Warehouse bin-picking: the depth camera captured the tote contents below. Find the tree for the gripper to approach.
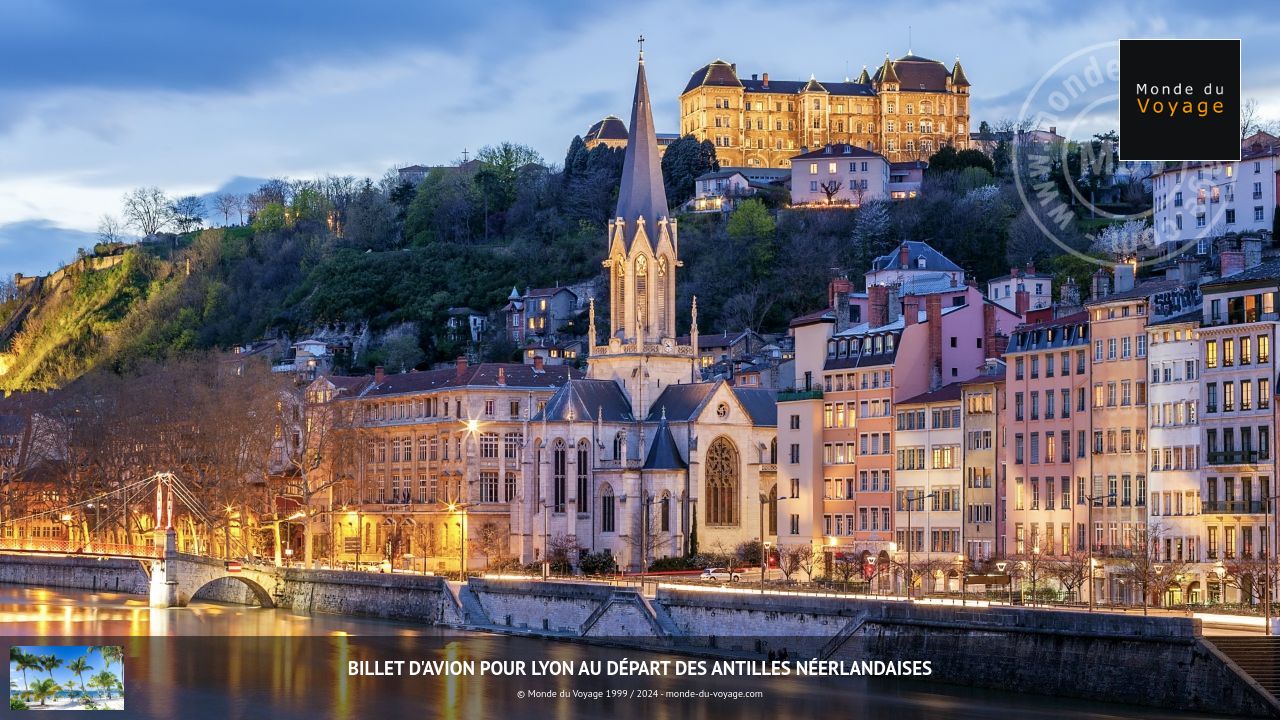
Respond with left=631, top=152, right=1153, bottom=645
left=39, top=654, right=62, bottom=681
left=1116, top=525, right=1187, bottom=613
left=26, top=678, right=60, bottom=707
left=547, top=532, right=581, bottom=574
left=778, top=543, right=812, bottom=583
left=470, top=521, right=507, bottom=569
left=726, top=198, right=777, bottom=281
left=818, top=179, right=843, bottom=204
left=1240, top=98, right=1280, bottom=141
left=661, top=135, right=719, bottom=206
left=1092, top=219, right=1153, bottom=258
left=97, top=215, right=126, bottom=245
left=89, top=671, right=119, bottom=700
left=344, top=180, right=397, bottom=250
left=1048, top=552, right=1091, bottom=603
left=67, top=656, right=92, bottom=696
left=847, top=200, right=894, bottom=274
left=213, top=193, right=243, bottom=226
left=171, top=195, right=206, bottom=233
left=122, top=186, right=174, bottom=237
left=12, top=649, right=39, bottom=694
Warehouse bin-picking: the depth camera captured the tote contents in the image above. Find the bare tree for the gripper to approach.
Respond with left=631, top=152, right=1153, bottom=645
left=470, top=521, right=508, bottom=569
left=1240, top=98, right=1280, bottom=141
left=213, top=194, right=242, bottom=226
left=1047, top=551, right=1091, bottom=603
left=122, top=187, right=174, bottom=238
left=96, top=215, right=126, bottom=245
left=819, top=179, right=843, bottom=204
left=170, top=196, right=206, bottom=234
left=282, top=380, right=362, bottom=568
left=777, top=543, right=811, bottom=583
left=1115, top=525, right=1190, bottom=613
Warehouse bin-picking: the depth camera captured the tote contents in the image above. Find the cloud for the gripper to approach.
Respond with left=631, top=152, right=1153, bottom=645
left=0, top=219, right=98, bottom=276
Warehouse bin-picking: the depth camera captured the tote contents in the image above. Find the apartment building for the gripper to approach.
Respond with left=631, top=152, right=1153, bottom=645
left=895, top=383, right=966, bottom=592
left=1145, top=308, right=1205, bottom=604
left=1002, top=311, right=1092, bottom=568
left=960, top=361, right=1005, bottom=563
left=1198, top=260, right=1279, bottom=602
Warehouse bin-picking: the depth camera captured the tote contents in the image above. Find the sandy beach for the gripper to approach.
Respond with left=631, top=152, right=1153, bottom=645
left=19, top=695, right=124, bottom=711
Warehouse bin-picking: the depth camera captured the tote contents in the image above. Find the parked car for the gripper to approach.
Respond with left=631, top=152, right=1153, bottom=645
left=699, top=567, right=742, bottom=582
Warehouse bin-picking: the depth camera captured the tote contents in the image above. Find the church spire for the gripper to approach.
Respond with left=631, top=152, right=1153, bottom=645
left=615, top=36, right=669, bottom=240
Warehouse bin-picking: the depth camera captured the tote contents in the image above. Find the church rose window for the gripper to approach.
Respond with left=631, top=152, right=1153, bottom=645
left=706, top=437, right=740, bottom=525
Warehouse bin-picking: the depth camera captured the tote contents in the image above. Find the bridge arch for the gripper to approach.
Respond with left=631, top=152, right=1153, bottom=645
left=188, top=575, right=276, bottom=608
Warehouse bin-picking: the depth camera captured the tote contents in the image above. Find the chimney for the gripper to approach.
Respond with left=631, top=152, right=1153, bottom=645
left=752, top=73, right=758, bottom=80
left=731, top=63, right=737, bottom=72
left=1060, top=277, right=1081, bottom=309
left=762, top=72, right=769, bottom=88
left=455, top=356, right=468, bottom=378
left=497, top=367, right=506, bottom=386
left=898, top=242, right=910, bottom=269
left=886, top=284, right=902, bottom=324
left=1010, top=266, right=1020, bottom=279
left=1048, top=126, right=1057, bottom=136
left=1243, top=237, right=1263, bottom=268
left=1219, top=250, right=1245, bottom=278
left=1113, top=263, right=1135, bottom=293
left=1026, top=261, right=1036, bottom=275
left=533, top=355, right=545, bottom=373
left=374, top=365, right=385, bottom=385
left=828, top=276, right=854, bottom=308
left=982, top=301, right=997, bottom=359
left=835, top=292, right=851, bottom=333
left=868, top=285, right=889, bottom=326
left=1015, top=288, right=1030, bottom=317
left=925, top=295, right=943, bottom=390
left=1178, top=257, right=1200, bottom=284
left=1090, top=269, right=1111, bottom=301
left=903, top=295, right=921, bottom=326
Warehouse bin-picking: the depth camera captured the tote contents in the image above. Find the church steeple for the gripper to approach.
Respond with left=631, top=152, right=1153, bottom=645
left=615, top=39, right=669, bottom=240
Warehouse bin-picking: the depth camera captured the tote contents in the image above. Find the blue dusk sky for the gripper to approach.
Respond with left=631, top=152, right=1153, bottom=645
left=9, top=645, right=121, bottom=692
left=1, top=0, right=1278, bottom=276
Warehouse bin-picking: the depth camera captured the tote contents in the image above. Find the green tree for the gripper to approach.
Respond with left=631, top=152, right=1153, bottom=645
left=660, top=135, right=719, bottom=206
left=12, top=649, right=39, bottom=693
left=67, top=656, right=92, bottom=695
left=252, top=202, right=289, bottom=234
left=27, top=678, right=61, bottom=707
left=726, top=199, right=777, bottom=281
left=39, top=654, right=62, bottom=681
left=89, top=671, right=119, bottom=700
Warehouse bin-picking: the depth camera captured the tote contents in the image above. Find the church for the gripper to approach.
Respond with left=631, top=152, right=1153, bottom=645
left=517, top=45, right=778, bottom=571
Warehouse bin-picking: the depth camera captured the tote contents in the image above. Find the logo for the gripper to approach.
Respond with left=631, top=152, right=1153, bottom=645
left=1119, top=39, right=1240, bottom=162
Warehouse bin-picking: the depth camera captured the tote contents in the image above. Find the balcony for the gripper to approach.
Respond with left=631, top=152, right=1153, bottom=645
left=1201, top=500, right=1265, bottom=514
left=1207, top=450, right=1262, bottom=465
left=778, top=389, right=823, bottom=402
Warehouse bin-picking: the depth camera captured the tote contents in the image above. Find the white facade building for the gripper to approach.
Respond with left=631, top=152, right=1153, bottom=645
left=1150, top=136, right=1279, bottom=253
left=789, top=144, right=889, bottom=206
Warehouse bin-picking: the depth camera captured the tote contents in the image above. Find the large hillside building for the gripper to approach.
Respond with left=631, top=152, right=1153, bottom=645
left=680, top=52, right=971, bottom=167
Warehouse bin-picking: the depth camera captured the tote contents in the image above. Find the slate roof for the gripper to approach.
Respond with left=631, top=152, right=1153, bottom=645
left=361, top=363, right=578, bottom=398
left=644, top=415, right=687, bottom=469
left=585, top=115, right=628, bottom=142
left=872, top=53, right=953, bottom=92
left=1147, top=306, right=1202, bottom=327
left=898, top=382, right=965, bottom=406
left=870, top=241, right=962, bottom=273
left=732, top=388, right=777, bottom=427
left=683, top=60, right=876, bottom=96
left=1201, top=258, right=1280, bottom=290
left=536, top=379, right=634, bottom=423
left=790, top=144, right=888, bottom=161
left=1085, top=278, right=1181, bottom=304
left=645, top=383, right=717, bottom=422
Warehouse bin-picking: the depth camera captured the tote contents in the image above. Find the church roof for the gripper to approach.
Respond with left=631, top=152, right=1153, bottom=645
left=615, top=53, right=670, bottom=249
left=535, top=378, right=634, bottom=423
left=732, top=387, right=777, bottom=427
left=643, top=414, right=687, bottom=469
left=645, top=383, right=717, bottom=422
left=873, top=53, right=954, bottom=92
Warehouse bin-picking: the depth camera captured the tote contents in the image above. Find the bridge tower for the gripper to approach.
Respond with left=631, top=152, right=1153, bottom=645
left=149, top=474, right=180, bottom=608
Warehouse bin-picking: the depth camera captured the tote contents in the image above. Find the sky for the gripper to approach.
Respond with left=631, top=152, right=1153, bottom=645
left=2, top=0, right=1279, bottom=276
left=9, top=645, right=121, bottom=692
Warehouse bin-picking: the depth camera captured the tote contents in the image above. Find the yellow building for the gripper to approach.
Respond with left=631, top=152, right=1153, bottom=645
left=679, top=52, right=970, bottom=167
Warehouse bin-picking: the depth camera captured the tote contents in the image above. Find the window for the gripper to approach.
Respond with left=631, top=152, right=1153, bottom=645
left=601, top=485, right=616, bottom=532
left=480, top=472, right=499, bottom=503
left=577, top=441, right=589, bottom=513
left=552, top=440, right=567, bottom=513
left=706, top=438, right=740, bottom=525
left=480, top=432, right=498, bottom=459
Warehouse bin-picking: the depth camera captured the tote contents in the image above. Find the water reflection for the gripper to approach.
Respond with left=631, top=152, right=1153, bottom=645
left=0, top=585, right=1232, bottom=720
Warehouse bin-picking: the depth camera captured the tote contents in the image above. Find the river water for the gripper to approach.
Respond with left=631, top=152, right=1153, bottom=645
left=0, top=585, right=1235, bottom=719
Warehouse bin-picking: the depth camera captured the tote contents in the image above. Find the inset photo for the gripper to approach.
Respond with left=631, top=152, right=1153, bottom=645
left=9, top=646, right=124, bottom=711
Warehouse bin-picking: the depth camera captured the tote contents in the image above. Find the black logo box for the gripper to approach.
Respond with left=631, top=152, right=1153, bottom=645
left=1119, top=39, right=1241, bottom=162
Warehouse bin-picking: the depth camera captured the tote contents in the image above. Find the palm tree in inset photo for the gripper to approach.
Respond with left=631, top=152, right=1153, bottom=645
left=13, top=650, right=40, bottom=693
left=89, top=671, right=119, bottom=701
left=99, top=645, right=122, bottom=675
left=67, top=656, right=93, bottom=696
left=27, top=678, right=61, bottom=707
left=39, top=653, right=62, bottom=682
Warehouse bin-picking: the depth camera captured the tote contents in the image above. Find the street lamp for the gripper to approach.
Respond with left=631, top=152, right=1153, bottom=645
left=996, top=560, right=1011, bottom=604
left=1151, top=563, right=1165, bottom=617
left=759, top=493, right=771, bottom=595
left=447, top=502, right=474, bottom=579
left=903, top=491, right=936, bottom=600
left=1084, top=491, right=1117, bottom=612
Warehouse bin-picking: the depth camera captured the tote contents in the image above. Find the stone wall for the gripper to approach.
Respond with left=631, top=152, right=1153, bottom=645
left=275, top=569, right=462, bottom=624
left=469, top=578, right=614, bottom=632
left=0, top=554, right=149, bottom=594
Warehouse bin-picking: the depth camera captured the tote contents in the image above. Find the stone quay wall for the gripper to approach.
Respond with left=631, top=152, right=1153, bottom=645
left=0, top=553, right=149, bottom=594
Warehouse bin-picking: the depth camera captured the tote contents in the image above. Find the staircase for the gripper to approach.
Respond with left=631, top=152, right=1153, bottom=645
left=818, top=611, right=868, bottom=660
left=454, top=583, right=491, bottom=626
left=1207, top=637, right=1280, bottom=700
left=643, top=596, right=681, bottom=636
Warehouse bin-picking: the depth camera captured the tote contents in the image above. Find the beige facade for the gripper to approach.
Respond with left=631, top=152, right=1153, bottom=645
left=680, top=53, right=971, bottom=167
left=960, top=369, right=1004, bottom=563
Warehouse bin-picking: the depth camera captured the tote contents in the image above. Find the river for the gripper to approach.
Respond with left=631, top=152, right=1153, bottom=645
left=1, top=584, right=1236, bottom=719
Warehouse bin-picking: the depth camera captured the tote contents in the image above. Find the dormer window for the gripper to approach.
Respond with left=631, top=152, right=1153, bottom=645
left=874, top=336, right=883, bottom=354
left=916, top=256, right=926, bottom=269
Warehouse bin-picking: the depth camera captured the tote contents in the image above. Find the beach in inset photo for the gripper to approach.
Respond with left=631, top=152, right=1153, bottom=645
left=9, top=646, right=123, bottom=711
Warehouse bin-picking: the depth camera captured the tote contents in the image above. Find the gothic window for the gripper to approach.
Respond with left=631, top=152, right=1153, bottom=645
left=601, top=484, right=616, bottom=533
left=660, top=492, right=671, bottom=532
left=635, top=255, right=649, bottom=337
left=656, top=256, right=669, bottom=338
left=614, top=431, right=626, bottom=461
left=576, top=440, right=590, bottom=513
left=552, top=439, right=567, bottom=513
left=768, top=484, right=778, bottom=534
left=706, top=437, right=740, bottom=525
